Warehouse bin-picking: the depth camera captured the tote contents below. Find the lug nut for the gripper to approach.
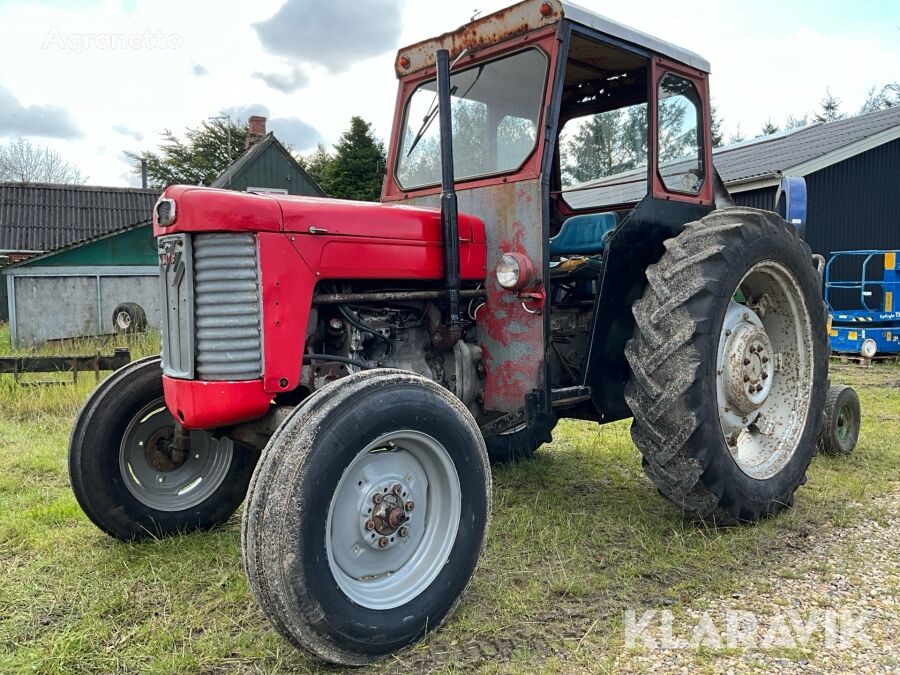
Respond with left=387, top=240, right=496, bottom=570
left=756, top=384, right=764, bottom=392
left=743, top=358, right=751, bottom=366
left=373, top=493, right=383, bottom=504
left=391, top=484, right=402, bottom=495
left=749, top=345, right=756, bottom=353
left=378, top=537, right=389, bottom=548
left=743, top=375, right=750, bottom=382
left=761, top=356, right=769, bottom=363
left=365, top=520, right=375, bottom=531
left=761, top=371, right=769, bottom=380
left=399, top=526, right=408, bottom=538
left=405, top=500, right=415, bottom=512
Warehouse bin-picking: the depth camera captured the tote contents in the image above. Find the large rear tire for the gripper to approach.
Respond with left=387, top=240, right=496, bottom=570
left=242, top=369, right=491, bottom=665
left=625, top=208, right=828, bottom=524
left=69, top=357, right=257, bottom=540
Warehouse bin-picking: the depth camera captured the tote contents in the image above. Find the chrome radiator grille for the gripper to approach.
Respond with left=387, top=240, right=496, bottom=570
left=159, top=233, right=262, bottom=381
left=193, top=233, right=263, bottom=381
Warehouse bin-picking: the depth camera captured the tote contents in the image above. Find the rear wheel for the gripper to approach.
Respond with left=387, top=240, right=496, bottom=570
left=625, top=208, right=828, bottom=524
left=242, top=369, right=490, bottom=665
left=69, top=357, right=257, bottom=540
left=817, top=385, right=860, bottom=455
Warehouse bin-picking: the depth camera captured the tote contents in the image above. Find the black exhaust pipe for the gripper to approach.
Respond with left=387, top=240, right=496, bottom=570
left=436, top=48, right=461, bottom=326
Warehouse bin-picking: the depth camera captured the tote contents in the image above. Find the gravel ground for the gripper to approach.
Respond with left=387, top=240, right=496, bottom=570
left=612, top=491, right=899, bottom=673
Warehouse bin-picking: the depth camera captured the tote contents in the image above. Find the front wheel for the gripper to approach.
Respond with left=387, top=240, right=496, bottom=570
left=69, top=357, right=257, bottom=540
left=625, top=208, right=828, bottom=524
left=242, top=369, right=491, bottom=665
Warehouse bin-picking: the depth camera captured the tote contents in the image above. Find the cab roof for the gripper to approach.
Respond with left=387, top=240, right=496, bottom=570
left=395, top=0, right=711, bottom=77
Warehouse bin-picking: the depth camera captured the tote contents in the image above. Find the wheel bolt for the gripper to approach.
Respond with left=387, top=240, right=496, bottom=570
left=743, top=358, right=751, bottom=366
left=405, top=500, right=415, bottom=512
left=399, top=526, right=408, bottom=538
left=756, top=384, right=764, bottom=392
left=749, top=345, right=756, bottom=353
left=761, top=372, right=768, bottom=380
left=365, top=520, right=375, bottom=531
left=378, top=537, right=389, bottom=548
left=391, top=484, right=402, bottom=495
left=761, top=356, right=769, bottom=363
left=373, top=493, right=383, bottom=504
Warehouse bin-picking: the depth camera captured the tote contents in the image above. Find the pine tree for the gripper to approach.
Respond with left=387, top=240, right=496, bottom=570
left=860, top=83, right=900, bottom=114
left=785, top=114, right=809, bottom=130
left=814, top=88, right=846, bottom=123
left=727, top=124, right=746, bottom=145
left=299, top=143, right=334, bottom=187
left=319, top=117, right=386, bottom=201
left=710, top=101, right=725, bottom=148
left=760, top=119, right=780, bottom=136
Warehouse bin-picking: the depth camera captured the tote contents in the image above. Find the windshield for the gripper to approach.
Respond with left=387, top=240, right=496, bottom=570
left=396, top=48, right=548, bottom=189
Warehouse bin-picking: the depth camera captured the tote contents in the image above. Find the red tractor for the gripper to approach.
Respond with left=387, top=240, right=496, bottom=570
left=70, top=1, right=829, bottom=665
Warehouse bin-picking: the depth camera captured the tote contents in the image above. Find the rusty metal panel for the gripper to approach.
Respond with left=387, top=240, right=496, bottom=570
left=395, top=0, right=560, bottom=76
left=406, top=179, right=545, bottom=412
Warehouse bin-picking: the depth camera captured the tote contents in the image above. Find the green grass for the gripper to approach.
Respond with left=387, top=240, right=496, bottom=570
left=0, top=325, right=897, bottom=673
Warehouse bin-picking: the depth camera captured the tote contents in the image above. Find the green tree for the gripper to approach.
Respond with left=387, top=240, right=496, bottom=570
left=710, top=101, right=725, bottom=148
left=299, top=143, right=335, bottom=186
left=319, top=117, right=386, bottom=201
left=728, top=124, right=746, bottom=145
left=860, top=83, right=900, bottom=113
left=128, top=117, right=248, bottom=188
left=785, top=114, right=809, bottom=130
left=814, top=88, right=846, bottom=123
left=760, top=118, right=780, bottom=136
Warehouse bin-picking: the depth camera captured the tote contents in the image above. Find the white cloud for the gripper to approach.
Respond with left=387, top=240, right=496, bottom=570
left=0, top=0, right=895, bottom=185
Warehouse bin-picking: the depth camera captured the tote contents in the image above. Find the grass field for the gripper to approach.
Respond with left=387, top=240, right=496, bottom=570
left=0, top=324, right=897, bottom=673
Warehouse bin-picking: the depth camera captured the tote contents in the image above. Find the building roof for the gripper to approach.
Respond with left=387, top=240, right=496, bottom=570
left=564, top=105, right=900, bottom=208
left=212, top=132, right=325, bottom=195
left=715, top=105, right=900, bottom=190
left=0, top=182, right=160, bottom=253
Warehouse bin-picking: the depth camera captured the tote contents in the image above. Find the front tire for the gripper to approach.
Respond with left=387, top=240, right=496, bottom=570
left=625, top=208, right=828, bottom=524
left=242, top=369, right=491, bottom=665
left=69, top=357, right=257, bottom=540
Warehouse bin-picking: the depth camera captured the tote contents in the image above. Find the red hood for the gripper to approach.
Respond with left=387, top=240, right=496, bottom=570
left=155, top=186, right=484, bottom=244
left=277, top=195, right=484, bottom=243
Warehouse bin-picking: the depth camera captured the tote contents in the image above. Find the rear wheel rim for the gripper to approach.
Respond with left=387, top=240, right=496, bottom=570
left=326, top=429, right=461, bottom=610
left=118, top=398, right=233, bottom=511
left=716, top=260, right=815, bottom=479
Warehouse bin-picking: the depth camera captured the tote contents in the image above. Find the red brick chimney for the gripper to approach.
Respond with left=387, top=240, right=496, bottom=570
left=246, top=116, right=267, bottom=149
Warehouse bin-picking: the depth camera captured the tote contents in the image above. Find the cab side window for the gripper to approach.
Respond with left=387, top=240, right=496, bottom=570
left=657, top=73, right=704, bottom=194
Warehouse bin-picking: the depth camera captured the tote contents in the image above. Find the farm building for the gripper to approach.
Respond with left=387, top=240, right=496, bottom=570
left=0, top=183, right=160, bottom=323
left=3, top=116, right=324, bottom=345
left=722, top=105, right=900, bottom=257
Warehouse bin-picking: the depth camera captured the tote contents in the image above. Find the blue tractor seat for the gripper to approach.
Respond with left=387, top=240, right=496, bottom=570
left=549, top=212, right=617, bottom=257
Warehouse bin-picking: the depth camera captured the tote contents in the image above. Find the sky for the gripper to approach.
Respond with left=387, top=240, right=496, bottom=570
left=0, top=0, right=897, bottom=187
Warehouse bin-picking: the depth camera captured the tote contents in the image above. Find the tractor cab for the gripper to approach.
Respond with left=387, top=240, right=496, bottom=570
left=384, top=0, right=717, bottom=420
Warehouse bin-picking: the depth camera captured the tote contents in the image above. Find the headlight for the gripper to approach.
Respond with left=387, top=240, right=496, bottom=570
left=495, top=253, right=534, bottom=291
left=155, top=197, right=177, bottom=227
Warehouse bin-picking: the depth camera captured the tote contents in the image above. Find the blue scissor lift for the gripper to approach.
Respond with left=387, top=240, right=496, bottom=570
left=825, top=250, right=900, bottom=358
